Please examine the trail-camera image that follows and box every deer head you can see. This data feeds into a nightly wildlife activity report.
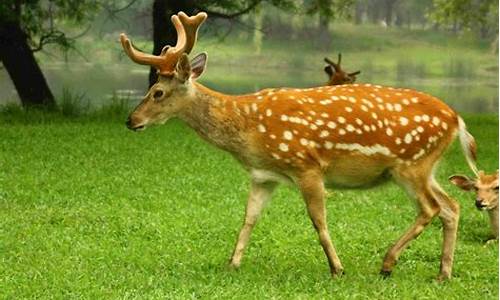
[449,171,499,210]
[121,11,207,130]
[324,54,361,86]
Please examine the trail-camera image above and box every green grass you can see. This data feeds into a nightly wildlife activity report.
[0,111,497,299]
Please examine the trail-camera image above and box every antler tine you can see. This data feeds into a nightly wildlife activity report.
[120,11,208,76]
[348,70,361,76]
[324,57,340,72]
[337,53,342,66]
[120,34,166,67]
[177,11,207,54]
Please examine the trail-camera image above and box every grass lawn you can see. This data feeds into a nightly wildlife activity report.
[0,112,497,299]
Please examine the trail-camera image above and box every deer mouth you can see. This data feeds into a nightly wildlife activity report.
[126,119,146,131]
[131,125,145,131]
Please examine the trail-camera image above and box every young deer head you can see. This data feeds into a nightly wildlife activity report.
[449,171,499,239]
[324,54,361,86]
[121,11,478,281]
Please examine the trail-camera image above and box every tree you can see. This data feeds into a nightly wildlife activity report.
[0,1,101,108]
[148,0,354,86]
[430,0,498,39]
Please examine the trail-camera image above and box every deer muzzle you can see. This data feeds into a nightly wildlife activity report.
[126,115,147,131]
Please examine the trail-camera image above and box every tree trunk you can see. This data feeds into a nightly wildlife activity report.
[354,2,364,25]
[0,21,56,108]
[383,0,397,27]
[149,0,195,87]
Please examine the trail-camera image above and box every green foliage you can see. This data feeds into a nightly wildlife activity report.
[430,0,498,37]
[60,88,89,117]
[0,113,497,298]
[1,1,100,52]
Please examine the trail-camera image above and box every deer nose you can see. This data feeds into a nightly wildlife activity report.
[475,198,486,209]
[126,117,132,129]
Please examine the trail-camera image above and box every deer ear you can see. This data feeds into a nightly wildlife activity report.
[176,53,191,82]
[324,65,334,77]
[190,52,207,80]
[449,175,475,191]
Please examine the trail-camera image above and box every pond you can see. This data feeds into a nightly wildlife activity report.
[0,60,497,114]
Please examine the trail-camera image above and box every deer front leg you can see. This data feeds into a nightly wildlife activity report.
[298,171,344,277]
[229,180,277,268]
[488,207,498,240]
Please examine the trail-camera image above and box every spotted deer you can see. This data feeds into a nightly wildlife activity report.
[449,171,499,240]
[121,11,478,280]
[324,54,361,86]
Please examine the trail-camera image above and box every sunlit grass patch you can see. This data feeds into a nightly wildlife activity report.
[0,112,497,298]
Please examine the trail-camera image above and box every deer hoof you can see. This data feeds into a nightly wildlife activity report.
[227,260,241,271]
[379,269,392,278]
[331,269,345,278]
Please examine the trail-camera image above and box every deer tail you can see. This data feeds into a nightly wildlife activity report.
[457,116,479,176]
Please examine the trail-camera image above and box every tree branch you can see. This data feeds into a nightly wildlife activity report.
[196,0,262,19]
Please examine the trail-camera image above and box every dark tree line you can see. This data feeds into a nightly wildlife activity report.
[0,0,497,109]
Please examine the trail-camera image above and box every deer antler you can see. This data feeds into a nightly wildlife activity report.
[324,53,343,73]
[120,11,207,75]
[324,53,361,85]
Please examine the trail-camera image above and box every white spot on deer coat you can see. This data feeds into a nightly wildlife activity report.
[320,130,330,138]
[283,131,293,140]
[399,117,409,126]
[404,133,412,144]
[315,119,324,126]
[279,143,289,152]
[432,116,440,126]
[335,143,393,157]
[258,124,266,133]
[251,103,258,112]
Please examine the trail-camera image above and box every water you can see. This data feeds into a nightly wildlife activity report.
[0,61,497,113]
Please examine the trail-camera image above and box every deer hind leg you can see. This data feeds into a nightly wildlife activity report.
[381,169,440,276]
[229,180,277,268]
[429,179,460,280]
[298,170,343,277]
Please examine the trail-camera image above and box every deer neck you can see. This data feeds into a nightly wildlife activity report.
[177,82,248,154]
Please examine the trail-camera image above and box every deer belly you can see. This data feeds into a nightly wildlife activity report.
[324,156,391,188]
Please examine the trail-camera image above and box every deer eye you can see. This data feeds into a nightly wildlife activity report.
[494,186,499,192]
[153,90,164,100]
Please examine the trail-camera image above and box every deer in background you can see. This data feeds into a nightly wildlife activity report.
[121,11,478,280]
[324,54,361,86]
[449,171,499,241]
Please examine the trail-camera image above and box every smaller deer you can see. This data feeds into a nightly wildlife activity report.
[324,53,361,86]
[449,171,499,240]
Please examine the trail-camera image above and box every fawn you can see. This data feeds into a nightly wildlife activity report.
[449,171,498,240]
[121,12,478,280]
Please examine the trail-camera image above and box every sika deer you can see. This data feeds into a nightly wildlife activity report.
[449,171,499,240]
[121,11,478,280]
[324,54,361,86]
